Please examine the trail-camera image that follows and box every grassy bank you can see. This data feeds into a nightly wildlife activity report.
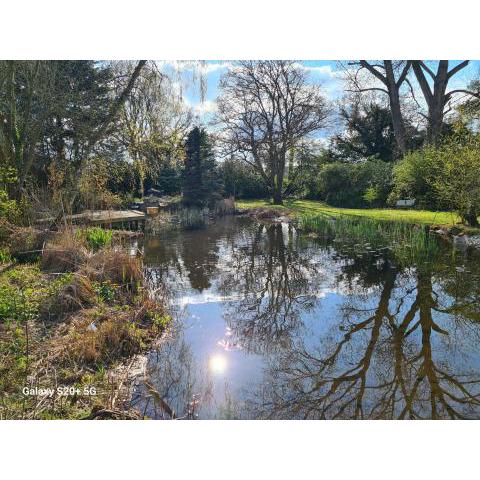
[0,225,170,419]
[237,199,461,227]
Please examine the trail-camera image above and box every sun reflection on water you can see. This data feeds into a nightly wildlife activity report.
[209,354,227,374]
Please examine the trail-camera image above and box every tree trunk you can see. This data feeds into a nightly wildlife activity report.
[385,61,407,155]
[411,61,453,146]
[464,208,479,227]
[272,187,283,205]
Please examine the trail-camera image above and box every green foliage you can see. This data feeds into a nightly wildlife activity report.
[148,312,172,332]
[363,186,379,205]
[219,158,270,199]
[391,127,480,225]
[78,227,113,251]
[182,127,223,208]
[0,166,21,223]
[333,103,398,162]
[92,280,117,303]
[0,248,11,263]
[314,159,393,208]
[0,266,74,324]
[427,131,480,226]
[331,102,424,163]
[389,147,438,209]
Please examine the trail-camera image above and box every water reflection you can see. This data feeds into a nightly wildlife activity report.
[140,216,480,419]
[218,222,326,354]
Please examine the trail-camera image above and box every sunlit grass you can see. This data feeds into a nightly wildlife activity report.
[236,199,461,226]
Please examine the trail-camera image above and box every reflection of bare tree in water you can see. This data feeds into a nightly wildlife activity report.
[246,257,480,419]
[132,324,213,419]
[219,223,322,354]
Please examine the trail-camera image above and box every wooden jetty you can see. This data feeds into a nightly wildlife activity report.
[40,210,146,230]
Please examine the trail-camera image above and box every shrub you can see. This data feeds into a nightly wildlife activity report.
[92,280,117,303]
[389,148,438,209]
[219,158,270,199]
[428,134,480,226]
[0,248,11,264]
[390,129,480,225]
[315,159,393,208]
[0,265,47,323]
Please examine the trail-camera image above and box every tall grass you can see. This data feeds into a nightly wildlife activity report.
[299,213,440,267]
[177,207,208,230]
[145,207,208,232]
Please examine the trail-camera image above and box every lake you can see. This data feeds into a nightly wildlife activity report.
[132,215,480,419]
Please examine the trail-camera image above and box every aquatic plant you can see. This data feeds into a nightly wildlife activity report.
[177,207,208,230]
[299,213,440,267]
[214,197,236,216]
[79,227,113,251]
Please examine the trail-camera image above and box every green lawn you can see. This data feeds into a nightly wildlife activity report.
[236,199,461,226]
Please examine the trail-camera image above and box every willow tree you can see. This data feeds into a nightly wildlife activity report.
[217,61,329,205]
[114,61,191,197]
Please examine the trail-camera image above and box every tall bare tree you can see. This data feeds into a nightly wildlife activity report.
[345,61,411,155]
[411,60,480,145]
[216,61,329,205]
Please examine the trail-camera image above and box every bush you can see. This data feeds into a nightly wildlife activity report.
[315,159,393,208]
[6,225,49,263]
[0,248,11,264]
[219,159,270,199]
[428,132,480,225]
[390,129,480,225]
[389,148,438,209]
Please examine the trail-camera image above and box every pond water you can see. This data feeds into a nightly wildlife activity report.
[132,215,480,419]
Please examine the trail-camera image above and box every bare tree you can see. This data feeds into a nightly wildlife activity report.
[344,61,411,155]
[216,61,329,205]
[411,60,480,145]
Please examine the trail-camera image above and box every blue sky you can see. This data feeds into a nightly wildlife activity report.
[157,60,480,139]
[177,60,480,117]
[182,61,344,117]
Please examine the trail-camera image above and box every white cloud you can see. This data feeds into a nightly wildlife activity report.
[193,99,218,115]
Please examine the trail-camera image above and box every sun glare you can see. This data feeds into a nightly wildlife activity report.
[209,354,227,374]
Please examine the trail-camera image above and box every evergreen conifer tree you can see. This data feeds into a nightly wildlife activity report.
[182,127,222,207]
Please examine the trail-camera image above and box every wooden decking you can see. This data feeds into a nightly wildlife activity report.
[70,210,145,224]
[39,210,146,229]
